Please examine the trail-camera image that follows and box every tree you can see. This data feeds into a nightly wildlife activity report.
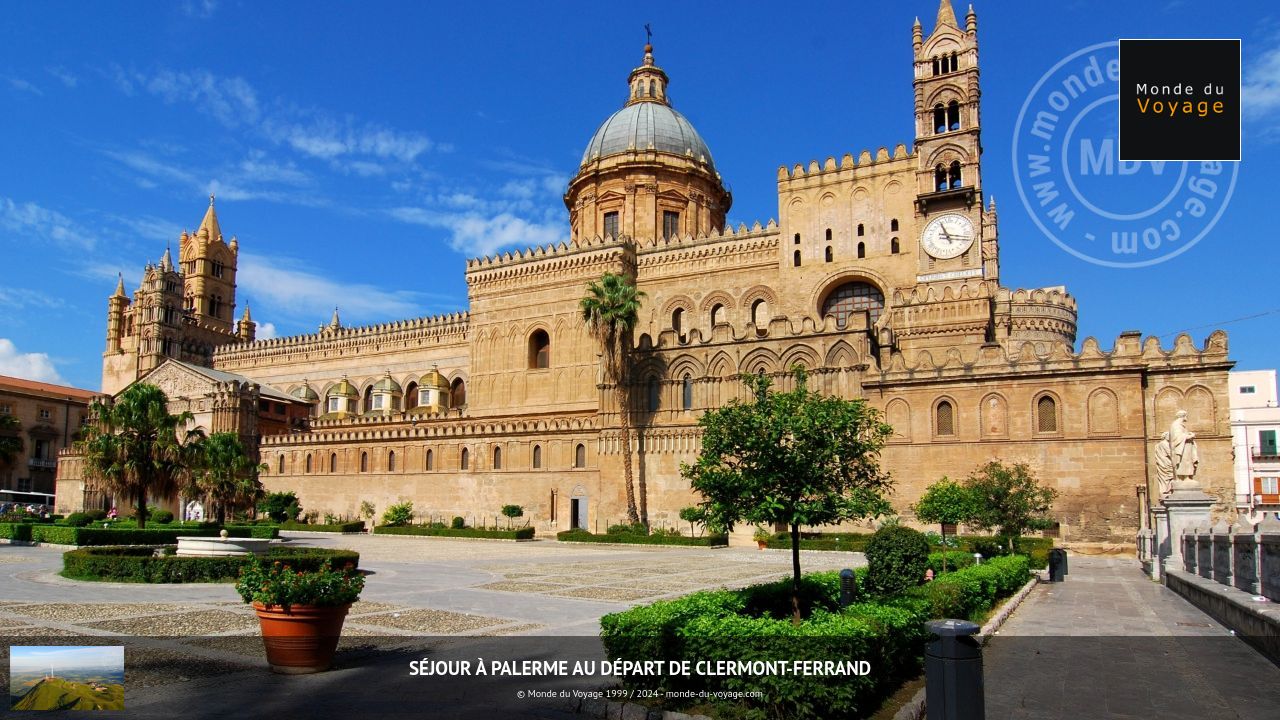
[679,506,705,537]
[912,477,978,573]
[258,491,301,523]
[0,414,22,469]
[501,504,524,529]
[79,383,202,529]
[963,460,1058,552]
[581,272,647,525]
[192,432,265,526]
[683,368,894,622]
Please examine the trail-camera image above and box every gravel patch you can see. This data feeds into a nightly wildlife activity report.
[84,610,259,636]
[349,601,411,615]
[126,647,255,688]
[356,609,506,634]
[0,627,83,637]
[476,581,570,593]
[474,623,545,637]
[550,587,663,602]
[3,603,196,622]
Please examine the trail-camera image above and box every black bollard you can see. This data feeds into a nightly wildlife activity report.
[925,619,983,720]
[839,568,858,607]
[1048,548,1068,582]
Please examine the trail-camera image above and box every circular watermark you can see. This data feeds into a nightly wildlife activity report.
[1012,41,1238,268]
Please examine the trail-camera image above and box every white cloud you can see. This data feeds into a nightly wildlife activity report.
[0,288,64,311]
[263,116,434,164]
[8,77,43,96]
[237,252,425,325]
[255,322,278,340]
[45,66,77,88]
[1244,39,1280,122]
[102,148,323,206]
[107,66,258,127]
[0,338,66,384]
[110,214,183,244]
[388,207,565,258]
[182,0,218,18]
[0,197,94,250]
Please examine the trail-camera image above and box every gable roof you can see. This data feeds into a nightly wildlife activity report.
[139,360,297,404]
[0,374,98,402]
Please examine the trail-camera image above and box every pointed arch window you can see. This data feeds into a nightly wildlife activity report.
[529,329,550,369]
[362,386,373,413]
[891,237,900,254]
[825,228,832,241]
[1036,395,1059,433]
[793,250,801,267]
[682,375,693,410]
[936,401,955,436]
[425,448,434,471]
[532,445,542,469]
[891,218,899,232]
[751,298,768,326]
[405,382,419,410]
[493,446,502,470]
[935,165,948,191]
[647,377,660,411]
[672,307,684,335]
[329,453,337,473]
[934,104,946,134]
[932,57,940,76]
[821,281,884,328]
[857,223,865,236]
[574,443,586,468]
[451,378,466,407]
[825,246,834,262]
[793,233,800,245]
[460,447,470,470]
[711,304,726,326]
[857,242,866,259]
[948,161,963,189]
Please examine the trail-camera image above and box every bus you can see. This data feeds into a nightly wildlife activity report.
[0,489,56,514]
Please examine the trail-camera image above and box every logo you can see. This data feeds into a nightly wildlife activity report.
[1012,42,1238,268]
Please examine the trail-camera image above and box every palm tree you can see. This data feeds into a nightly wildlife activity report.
[192,432,265,525]
[581,272,647,526]
[79,383,202,529]
[0,414,22,471]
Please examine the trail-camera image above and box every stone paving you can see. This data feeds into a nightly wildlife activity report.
[985,556,1280,720]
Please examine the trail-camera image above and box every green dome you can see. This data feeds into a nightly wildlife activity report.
[292,384,319,402]
[329,378,357,397]
[373,374,403,394]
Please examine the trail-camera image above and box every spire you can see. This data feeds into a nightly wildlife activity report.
[160,246,173,272]
[112,273,126,298]
[936,0,958,29]
[241,303,252,323]
[626,31,670,107]
[329,307,341,329]
[197,193,221,241]
[966,4,977,34]
[228,235,239,253]
[913,16,923,49]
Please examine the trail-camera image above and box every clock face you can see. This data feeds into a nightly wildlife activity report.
[920,213,975,259]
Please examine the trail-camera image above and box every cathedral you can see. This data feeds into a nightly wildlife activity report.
[62,1,1233,546]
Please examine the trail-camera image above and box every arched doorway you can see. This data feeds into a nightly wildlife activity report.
[569,484,589,531]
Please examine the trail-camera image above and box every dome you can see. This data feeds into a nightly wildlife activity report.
[292,383,319,402]
[581,102,716,174]
[419,366,449,389]
[373,373,402,394]
[329,378,357,397]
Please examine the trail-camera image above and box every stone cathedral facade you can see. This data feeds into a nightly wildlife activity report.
[68,1,1233,546]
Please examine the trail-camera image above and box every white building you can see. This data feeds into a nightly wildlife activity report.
[1229,370,1280,519]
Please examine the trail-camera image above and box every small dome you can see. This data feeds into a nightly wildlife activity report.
[581,102,716,173]
[292,384,319,402]
[373,374,402,394]
[329,378,357,397]
[419,366,449,389]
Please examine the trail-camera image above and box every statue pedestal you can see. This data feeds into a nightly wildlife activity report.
[1152,484,1214,581]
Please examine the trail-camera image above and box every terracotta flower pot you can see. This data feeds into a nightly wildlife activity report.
[253,602,351,674]
[757,540,768,550]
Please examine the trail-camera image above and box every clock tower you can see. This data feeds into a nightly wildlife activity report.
[911,1,997,284]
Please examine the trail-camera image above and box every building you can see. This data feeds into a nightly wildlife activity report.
[0,375,96,505]
[1228,370,1279,518]
[60,1,1234,546]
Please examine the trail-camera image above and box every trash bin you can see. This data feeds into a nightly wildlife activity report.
[924,619,984,720]
[1048,548,1068,582]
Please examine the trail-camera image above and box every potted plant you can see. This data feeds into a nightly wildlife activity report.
[236,555,365,674]
[753,526,772,550]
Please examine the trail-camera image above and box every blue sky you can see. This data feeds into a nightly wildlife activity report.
[0,0,1276,391]
[10,645,123,673]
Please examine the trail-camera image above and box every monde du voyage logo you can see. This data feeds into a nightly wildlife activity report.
[1013,40,1240,268]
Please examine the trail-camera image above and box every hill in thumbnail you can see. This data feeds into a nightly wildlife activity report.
[10,676,125,711]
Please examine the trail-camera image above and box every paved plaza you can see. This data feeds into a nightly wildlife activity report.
[2,539,1278,718]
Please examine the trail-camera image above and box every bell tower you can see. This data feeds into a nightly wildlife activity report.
[180,195,238,333]
[912,2,994,282]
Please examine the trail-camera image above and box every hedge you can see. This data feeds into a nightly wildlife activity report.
[281,520,366,533]
[556,529,728,547]
[374,525,535,540]
[14,524,279,546]
[907,555,1030,621]
[0,523,33,541]
[62,546,360,583]
[600,558,1029,719]
[765,532,1054,568]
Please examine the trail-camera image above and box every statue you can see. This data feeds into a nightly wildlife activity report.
[185,500,204,522]
[1168,410,1199,485]
[1154,431,1174,498]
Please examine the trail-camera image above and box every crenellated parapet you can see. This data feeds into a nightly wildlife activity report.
[870,329,1230,385]
[261,412,598,448]
[995,285,1079,347]
[636,222,779,276]
[776,144,914,185]
[464,235,630,294]
[212,311,470,368]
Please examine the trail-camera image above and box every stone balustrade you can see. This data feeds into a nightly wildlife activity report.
[1179,516,1280,600]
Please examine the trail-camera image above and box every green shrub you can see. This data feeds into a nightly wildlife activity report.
[926,551,976,574]
[450,516,465,529]
[0,523,33,541]
[865,525,930,596]
[61,546,360,583]
[607,522,649,535]
[375,525,535,540]
[280,520,365,533]
[85,509,108,521]
[762,531,872,552]
[30,525,278,546]
[258,491,300,523]
[555,529,728,547]
[911,555,1030,621]
[382,501,414,527]
[151,510,174,524]
[64,513,92,527]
